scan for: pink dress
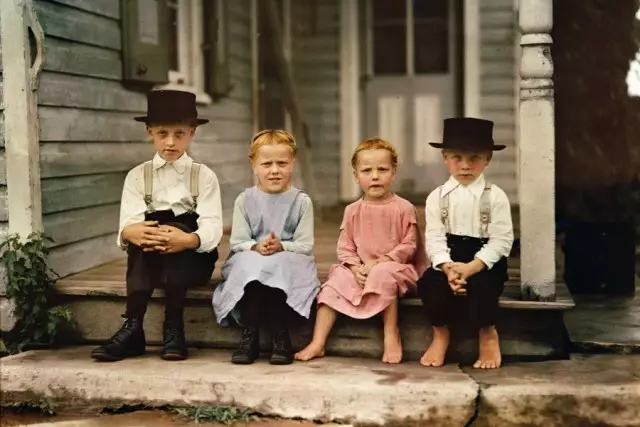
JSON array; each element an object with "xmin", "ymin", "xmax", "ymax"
[{"xmin": 317, "ymin": 195, "xmax": 428, "ymax": 319}]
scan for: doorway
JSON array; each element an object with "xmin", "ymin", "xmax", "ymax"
[{"xmin": 361, "ymin": 0, "xmax": 463, "ymax": 195}]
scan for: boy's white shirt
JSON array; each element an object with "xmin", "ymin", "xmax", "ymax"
[
  {"xmin": 425, "ymin": 174, "xmax": 514, "ymax": 270},
  {"xmin": 117, "ymin": 152, "xmax": 224, "ymax": 253}
]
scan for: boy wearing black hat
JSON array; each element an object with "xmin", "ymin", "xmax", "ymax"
[
  {"xmin": 417, "ymin": 117, "xmax": 514, "ymax": 370},
  {"xmin": 91, "ymin": 90, "xmax": 223, "ymax": 362}
]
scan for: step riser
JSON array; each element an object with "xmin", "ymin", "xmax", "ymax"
[{"xmin": 62, "ymin": 297, "xmax": 568, "ymax": 363}]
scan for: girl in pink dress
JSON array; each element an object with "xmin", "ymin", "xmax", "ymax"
[{"xmin": 295, "ymin": 138, "xmax": 427, "ymax": 364}]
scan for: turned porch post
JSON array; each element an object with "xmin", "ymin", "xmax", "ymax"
[
  {"xmin": 0, "ymin": 0, "xmax": 45, "ymax": 237},
  {"xmin": 518, "ymin": 0, "xmax": 556, "ymax": 301}
]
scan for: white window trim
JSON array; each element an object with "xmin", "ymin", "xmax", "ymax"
[{"xmin": 156, "ymin": 0, "xmax": 212, "ymax": 105}]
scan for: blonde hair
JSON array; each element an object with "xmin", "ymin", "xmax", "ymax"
[
  {"xmin": 249, "ymin": 129, "xmax": 297, "ymax": 160},
  {"xmin": 351, "ymin": 138, "xmax": 399, "ymax": 169}
]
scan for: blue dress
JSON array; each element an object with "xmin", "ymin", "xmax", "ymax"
[{"xmin": 212, "ymin": 186, "xmax": 321, "ymax": 326}]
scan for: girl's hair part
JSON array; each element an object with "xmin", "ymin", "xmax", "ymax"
[
  {"xmin": 249, "ymin": 129, "xmax": 297, "ymax": 160},
  {"xmin": 351, "ymin": 138, "xmax": 399, "ymax": 169}
]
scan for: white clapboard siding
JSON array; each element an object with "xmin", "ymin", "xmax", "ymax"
[
  {"xmin": 0, "ymin": 0, "xmax": 255, "ymax": 277},
  {"xmin": 480, "ymin": 0, "xmax": 518, "ymax": 204},
  {"xmin": 291, "ymin": 0, "xmax": 341, "ymax": 206}
]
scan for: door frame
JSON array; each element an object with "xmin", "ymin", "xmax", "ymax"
[{"xmin": 339, "ymin": 0, "xmax": 481, "ymax": 201}]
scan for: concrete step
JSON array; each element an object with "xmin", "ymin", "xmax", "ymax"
[
  {"xmin": 1, "ymin": 347, "xmax": 638, "ymax": 426},
  {"xmin": 59, "ymin": 283, "xmax": 571, "ymax": 363}
]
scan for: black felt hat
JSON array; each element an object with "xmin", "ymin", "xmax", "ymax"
[
  {"xmin": 134, "ymin": 90, "xmax": 209, "ymax": 125},
  {"xmin": 429, "ymin": 117, "xmax": 505, "ymax": 151}
]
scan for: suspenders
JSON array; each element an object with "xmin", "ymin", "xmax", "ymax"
[
  {"xmin": 440, "ymin": 180, "xmax": 492, "ymax": 238},
  {"xmin": 143, "ymin": 161, "xmax": 201, "ymax": 213}
]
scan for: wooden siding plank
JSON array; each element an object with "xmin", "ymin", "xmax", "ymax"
[
  {"xmin": 40, "ymin": 141, "xmax": 152, "ymax": 178},
  {"xmin": 45, "ymin": 37, "xmax": 122, "ymax": 80},
  {"xmin": 41, "ymin": 173, "xmax": 125, "ymax": 214},
  {"xmin": 35, "ymin": 0, "xmax": 120, "ymax": 50},
  {"xmin": 45, "ymin": 0, "xmax": 120, "ymax": 19},
  {"xmin": 38, "ymin": 72, "xmax": 146, "ymax": 112},
  {"xmin": 49, "ymin": 233, "xmax": 124, "ymax": 278},
  {"xmin": 44, "ymin": 204, "xmax": 119, "ymax": 247},
  {"xmin": 39, "ymin": 107, "xmax": 146, "ymax": 141}
]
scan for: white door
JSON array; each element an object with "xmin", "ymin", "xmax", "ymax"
[{"xmin": 362, "ymin": 0, "xmax": 461, "ymax": 195}]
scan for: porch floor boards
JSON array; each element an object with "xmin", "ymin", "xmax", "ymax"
[{"xmin": 56, "ymin": 209, "xmax": 574, "ymax": 310}]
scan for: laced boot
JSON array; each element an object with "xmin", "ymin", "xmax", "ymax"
[
  {"xmin": 270, "ymin": 327, "xmax": 293, "ymax": 365},
  {"xmin": 162, "ymin": 320, "xmax": 188, "ymax": 361},
  {"xmin": 90, "ymin": 317, "xmax": 146, "ymax": 362},
  {"xmin": 231, "ymin": 327, "xmax": 260, "ymax": 364}
]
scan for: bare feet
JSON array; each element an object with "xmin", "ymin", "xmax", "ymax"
[
  {"xmin": 294, "ymin": 341, "xmax": 325, "ymax": 361},
  {"xmin": 420, "ymin": 326, "xmax": 450, "ymax": 367},
  {"xmin": 382, "ymin": 327, "xmax": 403, "ymax": 364},
  {"xmin": 474, "ymin": 326, "xmax": 501, "ymax": 369}
]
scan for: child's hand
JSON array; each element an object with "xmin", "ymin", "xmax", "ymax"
[
  {"xmin": 359, "ymin": 260, "xmax": 378, "ymax": 276},
  {"xmin": 145, "ymin": 225, "xmax": 199, "ymax": 254},
  {"xmin": 122, "ymin": 221, "xmax": 165, "ymax": 249},
  {"xmin": 443, "ymin": 263, "xmax": 466, "ymax": 295},
  {"xmin": 253, "ymin": 232, "xmax": 283, "ymax": 255},
  {"xmin": 450, "ymin": 259, "xmax": 485, "ymax": 281},
  {"xmin": 349, "ymin": 265, "xmax": 367, "ymax": 287}
]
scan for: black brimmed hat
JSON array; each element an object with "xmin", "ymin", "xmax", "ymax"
[
  {"xmin": 134, "ymin": 89, "xmax": 209, "ymax": 126},
  {"xmin": 429, "ymin": 117, "xmax": 505, "ymax": 151}
]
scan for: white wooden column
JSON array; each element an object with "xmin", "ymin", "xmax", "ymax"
[
  {"xmin": 0, "ymin": 0, "xmax": 45, "ymax": 237},
  {"xmin": 518, "ymin": 0, "xmax": 556, "ymax": 301}
]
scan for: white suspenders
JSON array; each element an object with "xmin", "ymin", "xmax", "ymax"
[
  {"xmin": 440, "ymin": 180, "xmax": 492, "ymax": 238},
  {"xmin": 142, "ymin": 160, "xmax": 201, "ymax": 213}
]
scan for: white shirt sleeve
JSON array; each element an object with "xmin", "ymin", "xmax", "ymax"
[
  {"xmin": 281, "ymin": 195, "xmax": 314, "ymax": 255},
  {"xmin": 229, "ymin": 192, "xmax": 257, "ymax": 253},
  {"xmin": 425, "ymin": 189, "xmax": 452, "ymax": 270},
  {"xmin": 475, "ymin": 185, "xmax": 514, "ymax": 269},
  {"xmin": 117, "ymin": 166, "xmax": 147, "ymax": 250},
  {"xmin": 193, "ymin": 167, "xmax": 224, "ymax": 253}
]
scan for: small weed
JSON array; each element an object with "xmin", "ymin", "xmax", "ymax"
[
  {"xmin": 172, "ymin": 405, "xmax": 259, "ymax": 424},
  {"xmin": 2, "ymin": 399, "xmax": 56, "ymax": 416}
]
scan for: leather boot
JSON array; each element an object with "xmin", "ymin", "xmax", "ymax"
[
  {"xmin": 91, "ymin": 317, "xmax": 146, "ymax": 362},
  {"xmin": 231, "ymin": 327, "xmax": 260, "ymax": 364},
  {"xmin": 270, "ymin": 327, "xmax": 293, "ymax": 365},
  {"xmin": 162, "ymin": 321, "xmax": 188, "ymax": 361}
]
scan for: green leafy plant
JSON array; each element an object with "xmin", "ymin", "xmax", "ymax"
[
  {"xmin": 172, "ymin": 405, "xmax": 259, "ymax": 424},
  {"xmin": 0, "ymin": 232, "xmax": 75, "ymax": 354}
]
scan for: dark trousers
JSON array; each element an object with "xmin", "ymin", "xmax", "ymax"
[
  {"xmin": 125, "ymin": 210, "xmax": 218, "ymax": 322},
  {"xmin": 237, "ymin": 281, "xmax": 292, "ymax": 329},
  {"xmin": 417, "ymin": 234, "xmax": 508, "ymax": 329}
]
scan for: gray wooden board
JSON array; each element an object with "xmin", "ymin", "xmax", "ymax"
[
  {"xmin": 44, "ymin": 204, "xmax": 119, "ymax": 248},
  {"xmin": 41, "ymin": 173, "xmax": 125, "ymax": 214},
  {"xmin": 48, "ymin": 233, "xmax": 124, "ymax": 278},
  {"xmin": 46, "ymin": 0, "xmax": 120, "ymax": 19},
  {"xmin": 35, "ymin": 0, "xmax": 120, "ymax": 50}
]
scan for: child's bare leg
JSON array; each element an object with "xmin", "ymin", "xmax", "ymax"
[
  {"xmin": 381, "ymin": 299, "xmax": 402, "ymax": 364},
  {"xmin": 294, "ymin": 304, "xmax": 336, "ymax": 361},
  {"xmin": 420, "ymin": 326, "xmax": 450, "ymax": 367},
  {"xmin": 474, "ymin": 326, "xmax": 501, "ymax": 369}
]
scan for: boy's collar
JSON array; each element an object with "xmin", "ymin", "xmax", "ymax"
[
  {"xmin": 152, "ymin": 152, "xmax": 192, "ymax": 174},
  {"xmin": 440, "ymin": 174, "xmax": 486, "ymax": 199}
]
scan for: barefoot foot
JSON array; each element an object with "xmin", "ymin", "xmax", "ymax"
[
  {"xmin": 420, "ymin": 326, "xmax": 450, "ymax": 367},
  {"xmin": 294, "ymin": 341, "xmax": 325, "ymax": 361},
  {"xmin": 382, "ymin": 327, "xmax": 403, "ymax": 364},
  {"xmin": 473, "ymin": 326, "xmax": 501, "ymax": 369}
]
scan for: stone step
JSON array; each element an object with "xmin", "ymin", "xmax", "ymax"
[
  {"xmin": 60, "ymin": 283, "xmax": 571, "ymax": 362},
  {"xmin": 1, "ymin": 348, "xmax": 638, "ymax": 426}
]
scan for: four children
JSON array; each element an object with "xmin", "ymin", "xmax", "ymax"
[{"xmin": 94, "ymin": 89, "xmax": 513, "ymax": 370}]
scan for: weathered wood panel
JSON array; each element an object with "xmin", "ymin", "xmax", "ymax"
[
  {"xmin": 41, "ymin": 174, "xmax": 125, "ymax": 214},
  {"xmin": 44, "ymin": 38, "xmax": 122, "ymax": 80},
  {"xmin": 48, "ymin": 233, "xmax": 124, "ymax": 278},
  {"xmin": 47, "ymin": 0, "xmax": 119, "ymax": 18},
  {"xmin": 44, "ymin": 204, "xmax": 119, "ymax": 247},
  {"xmin": 292, "ymin": 0, "xmax": 341, "ymax": 207},
  {"xmin": 35, "ymin": 0, "xmax": 120, "ymax": 49},
  {"xmin": 39, "ymin": 107, "xmax": 146, "ymax": 141},
  {"xmin": 40, "ymin": 141, "xmax": 152, "ymax": 178},
  {"xmin": 480, "ymin": 0, "xmax": 518, "ymax": 203}
]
